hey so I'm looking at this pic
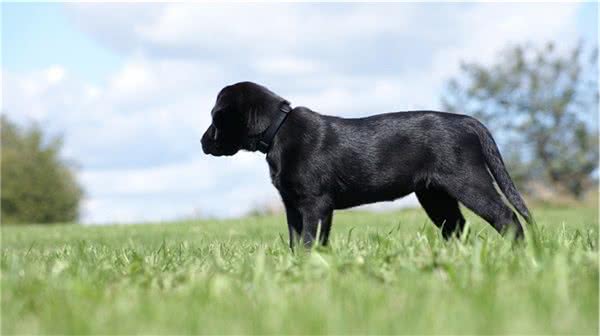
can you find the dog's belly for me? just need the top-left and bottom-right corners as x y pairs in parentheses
(332, 183), (414, 209)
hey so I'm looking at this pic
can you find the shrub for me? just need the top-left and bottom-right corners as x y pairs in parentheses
(1, 116), (83, 224)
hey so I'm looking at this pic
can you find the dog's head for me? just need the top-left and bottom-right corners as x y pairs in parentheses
(202, 82), (288, 156)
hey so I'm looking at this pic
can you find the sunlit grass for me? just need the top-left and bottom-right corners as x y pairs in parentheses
(1, 206), (598, 334)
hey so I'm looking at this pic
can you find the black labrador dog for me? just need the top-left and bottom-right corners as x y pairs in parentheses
(202, 82), (532, 248)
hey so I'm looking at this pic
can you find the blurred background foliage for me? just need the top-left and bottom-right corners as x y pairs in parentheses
(1, 116), (82, 224)
(442, 42), (598, 200)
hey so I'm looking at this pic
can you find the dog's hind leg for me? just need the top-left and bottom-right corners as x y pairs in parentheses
(443, 169), (524, 238)
(415, 187), (465, 239)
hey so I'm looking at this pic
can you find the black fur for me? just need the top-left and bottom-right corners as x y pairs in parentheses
(202, 82), (533, 248)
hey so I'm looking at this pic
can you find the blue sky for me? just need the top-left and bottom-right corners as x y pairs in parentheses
(3, 3), (121, 84)
(2, 3), (597, 224)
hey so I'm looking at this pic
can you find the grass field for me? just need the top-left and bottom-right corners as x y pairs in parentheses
(2, 205), (598, 334)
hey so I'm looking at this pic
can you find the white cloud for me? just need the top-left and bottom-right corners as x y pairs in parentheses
(4, 2), (586, 224)
(45, 65), (66, 84)
(256, 57), (323, 76)
(133, 4), (418, 55)
(80, 152), (264, 197)
(426, 3), (580, 84)
(79, 152), (278, 223)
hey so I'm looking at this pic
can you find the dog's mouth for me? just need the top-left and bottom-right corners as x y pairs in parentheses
(205, 148), (238, 157)
(201, 139), (238, 157)
(201, 124), (240, 156)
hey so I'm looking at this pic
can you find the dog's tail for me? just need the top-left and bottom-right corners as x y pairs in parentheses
(472, 120), (533, 224)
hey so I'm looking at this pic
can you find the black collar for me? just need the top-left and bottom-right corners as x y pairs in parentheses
(256, 101), (292, 153)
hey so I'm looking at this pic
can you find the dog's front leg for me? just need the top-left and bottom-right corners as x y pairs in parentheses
(298, 201), (333, 248)
(284, 204), (302, 250)
(319, 212), (333, 246)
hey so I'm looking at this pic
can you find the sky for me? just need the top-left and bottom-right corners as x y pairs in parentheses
(1, 2), (597, 224)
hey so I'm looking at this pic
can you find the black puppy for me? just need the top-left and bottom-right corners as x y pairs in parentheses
(202, 82), (532, 247)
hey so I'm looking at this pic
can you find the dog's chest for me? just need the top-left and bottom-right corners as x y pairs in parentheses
(267, 158), (283, 189)
(266, 156), (311, 198)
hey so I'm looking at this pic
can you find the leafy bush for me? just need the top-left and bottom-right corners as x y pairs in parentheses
(1, 116), (83, 224)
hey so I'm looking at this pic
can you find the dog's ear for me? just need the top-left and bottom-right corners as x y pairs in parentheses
(213, 81), (288, 135)
(246, 104), (270, 132)
(244, 95), (289, 134)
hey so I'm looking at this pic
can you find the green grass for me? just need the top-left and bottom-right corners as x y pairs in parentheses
(2, 206), (598, 335)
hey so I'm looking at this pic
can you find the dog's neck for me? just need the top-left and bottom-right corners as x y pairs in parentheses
(266, 106), (320, 160)
(264, 106), (324, 185)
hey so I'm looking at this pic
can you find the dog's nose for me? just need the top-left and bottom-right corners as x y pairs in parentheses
(201, 139), (215, 155)
(201, 128), (215, 154)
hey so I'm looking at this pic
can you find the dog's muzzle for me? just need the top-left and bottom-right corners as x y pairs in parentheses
(201, 125), (219, 155)
(201, 125), (237, 156)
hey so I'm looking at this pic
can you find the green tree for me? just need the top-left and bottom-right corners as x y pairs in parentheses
(442, 42), (599, 199)
(1, 116), (83, 224)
